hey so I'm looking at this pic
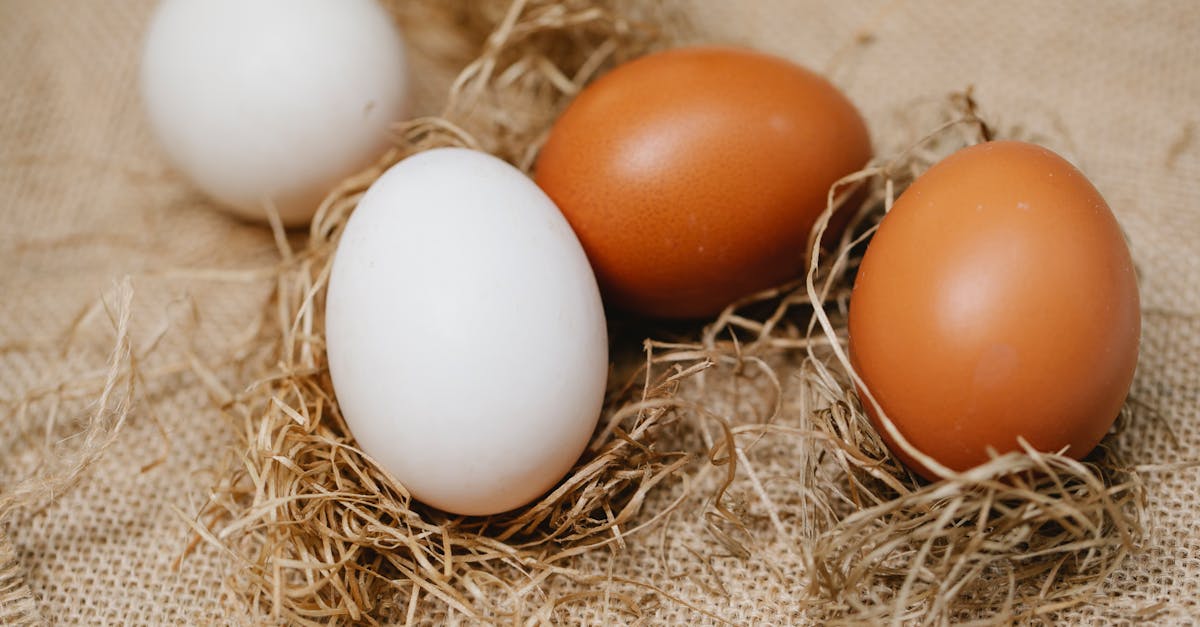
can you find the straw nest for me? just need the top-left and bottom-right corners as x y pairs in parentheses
(70, 0), (1150, 624)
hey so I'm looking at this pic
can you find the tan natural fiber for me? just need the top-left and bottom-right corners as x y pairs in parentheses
(0, 531), (42, 626)
(0, 281), (138, 522)
(0, 281), (140, 623)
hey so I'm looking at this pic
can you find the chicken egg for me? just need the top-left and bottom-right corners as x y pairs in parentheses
(325, 148), (608, 516)
(141, 0), (409, 226)
(848, 141), (1140, 479)
(535, 46), (871, 318)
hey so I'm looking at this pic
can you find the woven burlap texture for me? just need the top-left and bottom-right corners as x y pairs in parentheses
(1, 0), (1197, 623)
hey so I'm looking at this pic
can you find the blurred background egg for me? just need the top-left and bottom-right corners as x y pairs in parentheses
(140, 0), (409, 226)
(535, 46), (871, 318)
(848, 141), (1141, 480)
(325, 148), (608, 516)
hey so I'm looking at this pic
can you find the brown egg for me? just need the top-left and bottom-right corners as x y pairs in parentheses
(848, 141), (1141, 480)
(535, 46), (871, 318)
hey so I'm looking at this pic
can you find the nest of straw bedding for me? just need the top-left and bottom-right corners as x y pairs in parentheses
(12, 1), (1160, 624)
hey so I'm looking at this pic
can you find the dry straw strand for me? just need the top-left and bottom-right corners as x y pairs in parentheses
(0, 279), (140, 521)
(0, 279), (151, 624)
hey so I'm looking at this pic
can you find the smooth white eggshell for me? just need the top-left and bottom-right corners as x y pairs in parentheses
(141, 0), (408, 226)
(325, 148), (608, 516)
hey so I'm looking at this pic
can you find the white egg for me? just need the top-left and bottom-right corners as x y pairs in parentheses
(140, 0), (408, 226)
(325, 148), (608, 516)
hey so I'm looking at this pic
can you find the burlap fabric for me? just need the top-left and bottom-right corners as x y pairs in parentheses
(2, 0), (1197, 623)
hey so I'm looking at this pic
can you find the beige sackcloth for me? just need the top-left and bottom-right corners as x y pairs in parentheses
(1, 0), (1197, 623)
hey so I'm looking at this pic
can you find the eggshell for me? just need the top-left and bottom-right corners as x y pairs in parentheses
(141, 0), (409, 226)
(848, 141), (1140, 479)
(325, 148), (608, 516)
(535, 46), (871, 318)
